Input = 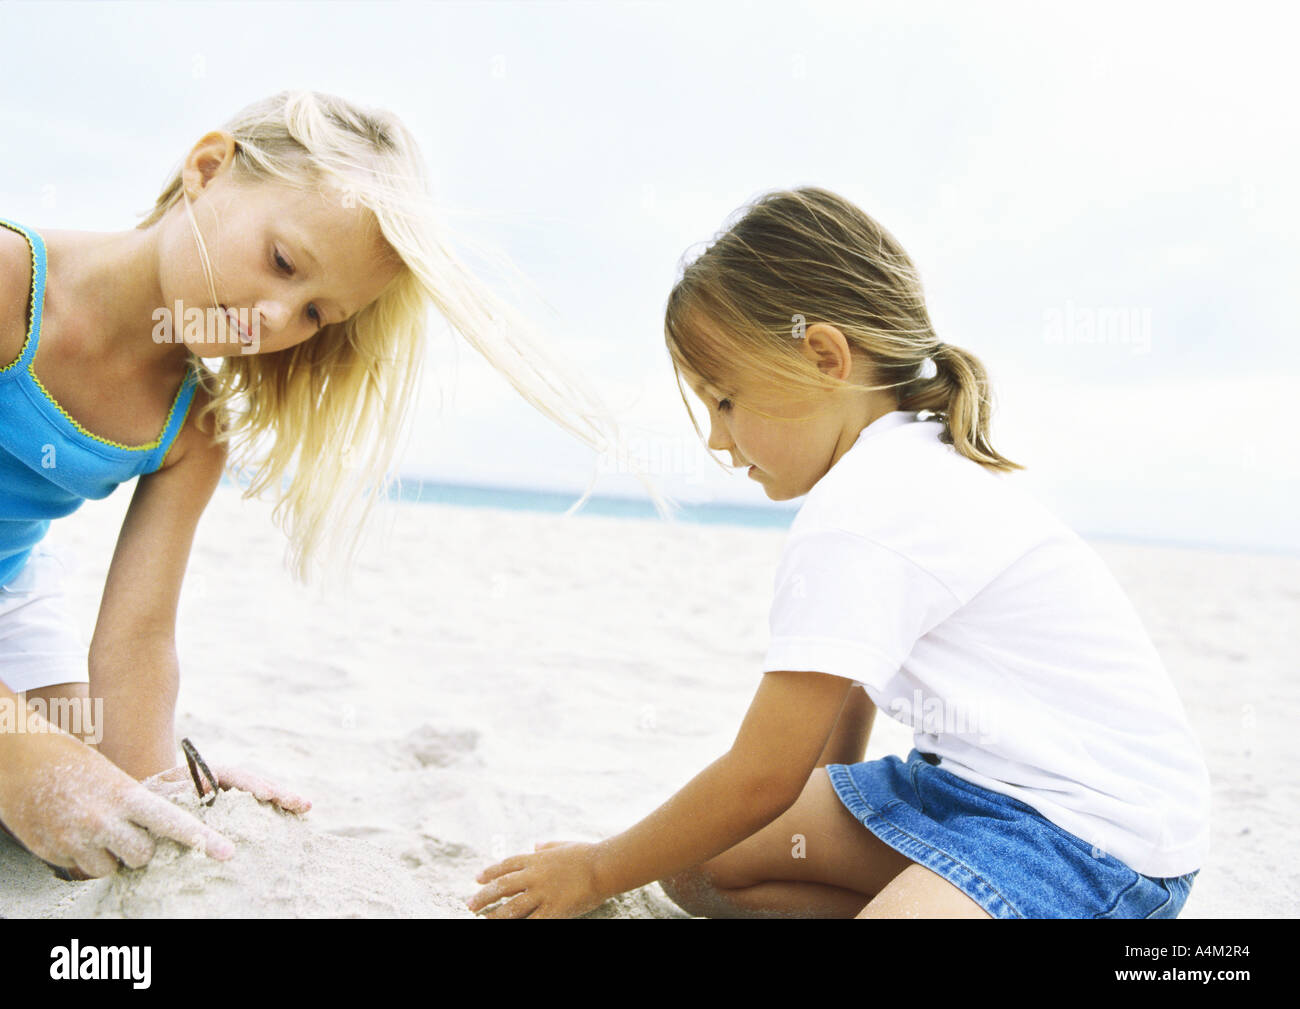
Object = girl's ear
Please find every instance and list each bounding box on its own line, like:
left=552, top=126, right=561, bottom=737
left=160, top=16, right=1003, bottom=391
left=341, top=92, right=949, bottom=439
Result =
left=182, top=131, right=238, bottom=197
left=800, top=324, right=855, bottom=382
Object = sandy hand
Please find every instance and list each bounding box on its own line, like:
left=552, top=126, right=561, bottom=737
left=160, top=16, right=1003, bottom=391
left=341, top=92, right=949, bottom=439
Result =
left=143, top=762, right=312, bottom=814
left=0, top=728, right=236, bottom=879
left=468, top=840, right=606, bottom=919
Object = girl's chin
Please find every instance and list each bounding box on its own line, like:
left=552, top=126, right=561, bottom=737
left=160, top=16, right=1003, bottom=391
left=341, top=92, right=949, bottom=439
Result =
left=752, top=473, right=809, bottom=502
left=187, top=342, right=262, bottom=358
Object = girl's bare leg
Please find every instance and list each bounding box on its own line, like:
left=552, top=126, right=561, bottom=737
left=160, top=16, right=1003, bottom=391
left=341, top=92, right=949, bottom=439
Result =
left=659, top=767, right=914, bottom=918
left=857, top=863, right=993, bottom=918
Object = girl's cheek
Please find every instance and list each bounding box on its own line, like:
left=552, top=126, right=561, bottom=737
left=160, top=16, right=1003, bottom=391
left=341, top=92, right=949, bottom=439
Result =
left=733, top=418, right=759, bottom=449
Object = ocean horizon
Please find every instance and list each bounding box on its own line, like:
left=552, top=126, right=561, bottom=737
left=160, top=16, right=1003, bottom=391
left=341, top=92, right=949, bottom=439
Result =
left=385, top=476, right=801, bottom=529
left=386, top=477, right=1300, bottom=558
left=216, top=474, right=1299, bottom=557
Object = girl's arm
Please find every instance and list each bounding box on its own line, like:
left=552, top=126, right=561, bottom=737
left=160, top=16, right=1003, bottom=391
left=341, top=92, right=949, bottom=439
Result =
left=0, top=679, right=236, bottom=876
left=815, top=685, right=876, bottom=767
left=469, top=669, right=856, bottom=918
left=87, top=405, right=308, bottom=811
left=89, top=410, right=226, bottom=777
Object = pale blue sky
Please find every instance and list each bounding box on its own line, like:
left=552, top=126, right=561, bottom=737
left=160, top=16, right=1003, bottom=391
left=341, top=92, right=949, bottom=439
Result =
left=2, top=1, right=1296, bottom=551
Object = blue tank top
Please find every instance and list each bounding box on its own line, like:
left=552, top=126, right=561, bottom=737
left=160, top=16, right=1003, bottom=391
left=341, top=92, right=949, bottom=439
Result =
left=0, top=217, right=199, bottom=588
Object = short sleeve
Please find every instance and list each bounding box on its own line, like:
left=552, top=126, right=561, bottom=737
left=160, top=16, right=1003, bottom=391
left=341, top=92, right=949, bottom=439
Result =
left=760, top=528, right=960, bottom=690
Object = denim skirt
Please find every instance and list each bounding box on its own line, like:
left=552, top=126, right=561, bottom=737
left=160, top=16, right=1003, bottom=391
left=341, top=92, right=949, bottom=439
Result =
left=827, top=749, right=1198, bottom=919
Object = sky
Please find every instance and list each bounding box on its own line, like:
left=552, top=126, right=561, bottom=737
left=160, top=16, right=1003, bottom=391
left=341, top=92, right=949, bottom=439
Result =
left=1, top=0, right=1296, bottom=552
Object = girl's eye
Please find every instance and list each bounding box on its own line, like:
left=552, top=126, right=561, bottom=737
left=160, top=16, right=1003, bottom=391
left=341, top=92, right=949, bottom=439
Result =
left=275, top=249, right=323, bottom=329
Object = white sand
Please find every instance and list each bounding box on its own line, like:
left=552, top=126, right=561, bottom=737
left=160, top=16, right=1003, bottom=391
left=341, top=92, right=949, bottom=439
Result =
left=1, top=481, right=1294, bottom=918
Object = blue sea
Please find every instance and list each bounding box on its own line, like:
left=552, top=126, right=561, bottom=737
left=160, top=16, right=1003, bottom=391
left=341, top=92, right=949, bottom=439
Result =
left=381, top=479, right=1299, bottom=555
left=385, top=477, right=800, bottom=530
left=219, top=475, right=1298, bottom=555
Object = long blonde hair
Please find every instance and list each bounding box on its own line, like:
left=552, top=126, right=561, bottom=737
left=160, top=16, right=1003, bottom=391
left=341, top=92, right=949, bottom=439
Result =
left=138, top=90, right=658, bottom=581
left=664, top=187, right=1023, bottom=474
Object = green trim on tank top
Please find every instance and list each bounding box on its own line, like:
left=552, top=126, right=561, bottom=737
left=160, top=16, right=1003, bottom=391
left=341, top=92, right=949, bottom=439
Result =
left=0, top=216, right=198, bottom=454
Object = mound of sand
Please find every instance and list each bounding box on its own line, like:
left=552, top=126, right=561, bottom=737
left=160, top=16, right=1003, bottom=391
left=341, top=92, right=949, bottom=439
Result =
left=59, top=789, right=473, bottom=919
left=2, top=785, right=685, bottom=919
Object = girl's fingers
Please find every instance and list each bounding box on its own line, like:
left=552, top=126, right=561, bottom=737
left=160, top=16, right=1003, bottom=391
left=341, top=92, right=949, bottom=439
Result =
left=143, top=763, right=214, bottom=803
left=212, top=765, right=311, bottom=813
left=144, top=765, right=192, bottom=786
left=143, top=762, right=311, bottom=812
left=213, top=765, right=274, bottom=799
left=274, top=791, right=312, bottom=813
left=468, top=869, right=530, bottom=912
left=485, top=891, right=542, bottom=920
left=106, top=821, right=157, bottom=870
left=127, top=790, right=235, bottom=860
left=475, top=854, right=532, bottom=884
left=72, top=846, right=121, bottom=879
left=142, top=777, right=191, bottom=800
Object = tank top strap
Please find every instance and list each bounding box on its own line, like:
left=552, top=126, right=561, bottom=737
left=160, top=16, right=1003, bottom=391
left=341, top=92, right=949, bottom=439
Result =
left=0, top=216, right=47, bottom=374
left=144, top=362, right=201, bottom=473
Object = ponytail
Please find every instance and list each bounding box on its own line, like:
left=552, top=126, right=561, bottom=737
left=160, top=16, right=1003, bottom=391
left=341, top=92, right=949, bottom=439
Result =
left=898, top=343, right=1023, bottom=473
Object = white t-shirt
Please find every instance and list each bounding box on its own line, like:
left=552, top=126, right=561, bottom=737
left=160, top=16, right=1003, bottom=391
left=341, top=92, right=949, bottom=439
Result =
left=761, top=410, right=1210, bottom=878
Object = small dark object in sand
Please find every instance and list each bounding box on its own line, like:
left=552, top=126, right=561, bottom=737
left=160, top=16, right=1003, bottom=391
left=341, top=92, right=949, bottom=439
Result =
left=180, top=738, right=219, bottom=807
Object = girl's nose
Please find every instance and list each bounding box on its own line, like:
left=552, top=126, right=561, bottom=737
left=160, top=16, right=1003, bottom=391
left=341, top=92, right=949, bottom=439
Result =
left=256, top=300, right=290, bottom=335
left=707, top=417, right=732, bottom=453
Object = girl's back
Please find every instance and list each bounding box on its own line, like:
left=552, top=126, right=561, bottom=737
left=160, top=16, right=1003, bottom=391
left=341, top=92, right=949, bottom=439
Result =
left=763, top=408, right=1210, bottom=879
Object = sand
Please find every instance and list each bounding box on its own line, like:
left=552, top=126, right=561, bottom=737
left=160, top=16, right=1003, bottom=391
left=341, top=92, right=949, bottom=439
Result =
left=1, top=481, right=1294, bottom=918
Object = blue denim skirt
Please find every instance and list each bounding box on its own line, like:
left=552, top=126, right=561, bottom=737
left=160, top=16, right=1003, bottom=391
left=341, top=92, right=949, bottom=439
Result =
left=827, top=749, right=1198, bottom=919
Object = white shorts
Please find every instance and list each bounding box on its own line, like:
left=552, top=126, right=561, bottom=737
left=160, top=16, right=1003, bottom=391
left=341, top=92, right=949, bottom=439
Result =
left=0, top=546, right=89, bottom=693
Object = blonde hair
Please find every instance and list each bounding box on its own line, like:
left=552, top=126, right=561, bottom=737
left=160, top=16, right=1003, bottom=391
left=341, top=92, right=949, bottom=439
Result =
left=139, top=90, right=658, bottom=581
left=664, top=187, right=1023, bottom=474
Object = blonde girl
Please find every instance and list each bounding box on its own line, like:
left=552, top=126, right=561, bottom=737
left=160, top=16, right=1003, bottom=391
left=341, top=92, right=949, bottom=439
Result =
left=0, top=90, right=631, bottom=879
left=469, top=187, right=1209, bottom=919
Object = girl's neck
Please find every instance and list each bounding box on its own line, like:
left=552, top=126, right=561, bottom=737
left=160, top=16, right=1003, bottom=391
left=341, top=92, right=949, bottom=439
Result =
left=829, top=394, right=901, bottom=468
left=41, top=227, right=189, bottom=376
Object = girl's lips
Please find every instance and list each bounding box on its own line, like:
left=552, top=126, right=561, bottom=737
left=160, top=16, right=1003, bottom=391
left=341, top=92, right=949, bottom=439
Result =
left=224, top=307, right=254, bottom=344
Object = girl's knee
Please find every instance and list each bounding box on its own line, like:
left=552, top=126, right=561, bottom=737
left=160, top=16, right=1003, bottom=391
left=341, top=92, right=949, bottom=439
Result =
left=658, top=865, right=737, bottom=918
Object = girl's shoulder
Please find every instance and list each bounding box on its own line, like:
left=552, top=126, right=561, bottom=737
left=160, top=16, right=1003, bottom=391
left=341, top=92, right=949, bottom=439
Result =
left=154, top=367, right=226, bottom=473
left=796, top=423, right=1071, bottom=598
left=0, top=223, right=36, bottom=370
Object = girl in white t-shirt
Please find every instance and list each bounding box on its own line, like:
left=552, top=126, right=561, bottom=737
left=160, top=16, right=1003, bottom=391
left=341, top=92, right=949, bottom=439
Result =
left=468, top=187, right=1209, bottom=919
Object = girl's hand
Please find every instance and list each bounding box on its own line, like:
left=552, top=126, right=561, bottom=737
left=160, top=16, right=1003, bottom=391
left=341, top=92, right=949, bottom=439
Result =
left=0, top=728, right=236, bottom=879
left=467, top=841, right=608, bottom=918
left=143, top=763, right=312, bottom=814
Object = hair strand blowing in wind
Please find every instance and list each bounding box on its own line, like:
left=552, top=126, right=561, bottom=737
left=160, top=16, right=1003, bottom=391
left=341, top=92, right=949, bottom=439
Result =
left=138, top=90, right=666, bottom=582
